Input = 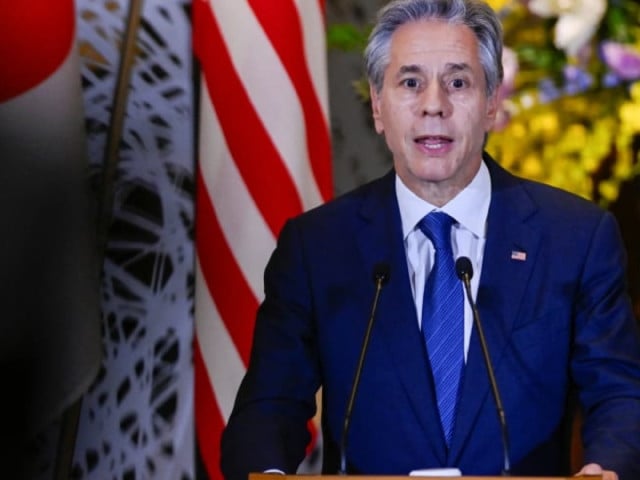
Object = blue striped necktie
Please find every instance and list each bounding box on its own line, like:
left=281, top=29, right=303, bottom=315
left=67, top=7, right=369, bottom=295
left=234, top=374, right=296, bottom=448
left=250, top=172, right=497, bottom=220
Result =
left=419, top=212, right=463, bottom=446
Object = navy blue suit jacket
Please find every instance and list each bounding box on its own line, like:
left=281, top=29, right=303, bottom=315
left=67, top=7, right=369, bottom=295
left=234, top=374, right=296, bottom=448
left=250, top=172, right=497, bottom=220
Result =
left=221, top=155, right=640, bottom=479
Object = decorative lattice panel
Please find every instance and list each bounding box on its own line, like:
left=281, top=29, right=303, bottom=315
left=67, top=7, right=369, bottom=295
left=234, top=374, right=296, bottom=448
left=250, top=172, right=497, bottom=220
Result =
left=71, top=1, right=195, bottom=478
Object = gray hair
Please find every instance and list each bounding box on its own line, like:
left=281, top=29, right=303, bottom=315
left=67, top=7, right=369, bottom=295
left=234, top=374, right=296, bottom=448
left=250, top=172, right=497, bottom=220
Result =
left=364, top=0, right=503, bottom=96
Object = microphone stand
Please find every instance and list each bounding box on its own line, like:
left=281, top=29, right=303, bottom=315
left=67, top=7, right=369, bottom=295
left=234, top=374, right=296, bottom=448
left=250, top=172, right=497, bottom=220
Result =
left=338, top=264, right=389, bottom=475
left=457, top=259, right=511, bottom=476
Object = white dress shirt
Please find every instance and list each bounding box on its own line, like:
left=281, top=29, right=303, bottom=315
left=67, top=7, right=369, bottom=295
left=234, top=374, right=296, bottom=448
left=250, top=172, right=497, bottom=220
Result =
left=395, top=161, right=491, bottom=361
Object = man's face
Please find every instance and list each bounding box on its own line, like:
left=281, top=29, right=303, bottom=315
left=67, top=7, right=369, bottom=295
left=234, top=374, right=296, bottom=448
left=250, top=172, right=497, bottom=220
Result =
left=370, top=19, right=498, bottom=205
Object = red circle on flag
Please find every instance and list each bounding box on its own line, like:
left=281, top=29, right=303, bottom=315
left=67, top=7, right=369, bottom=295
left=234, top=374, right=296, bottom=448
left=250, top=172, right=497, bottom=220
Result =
left=0, top=0, right=75, bottom=103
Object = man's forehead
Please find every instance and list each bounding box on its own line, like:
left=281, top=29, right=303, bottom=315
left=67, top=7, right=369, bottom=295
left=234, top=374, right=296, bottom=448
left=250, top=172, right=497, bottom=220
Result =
left=388, top=21, right=479, bottom=58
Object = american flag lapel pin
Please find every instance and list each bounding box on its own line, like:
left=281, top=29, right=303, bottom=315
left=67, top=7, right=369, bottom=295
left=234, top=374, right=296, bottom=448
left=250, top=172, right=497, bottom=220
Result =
left=511, top=250, right=527, bottom=261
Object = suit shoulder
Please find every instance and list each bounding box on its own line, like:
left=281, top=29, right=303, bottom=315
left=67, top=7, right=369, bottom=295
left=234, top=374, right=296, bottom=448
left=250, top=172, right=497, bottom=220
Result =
left=519, top=177, right=606, bottom=220
left=288, top=172, right=393, bottom=228
left=487, top=155, right=607, bottom=223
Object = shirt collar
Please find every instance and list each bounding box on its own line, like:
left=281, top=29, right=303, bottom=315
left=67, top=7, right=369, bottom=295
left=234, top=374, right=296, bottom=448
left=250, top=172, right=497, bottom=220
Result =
left=396, top=160, right=491, bottom=240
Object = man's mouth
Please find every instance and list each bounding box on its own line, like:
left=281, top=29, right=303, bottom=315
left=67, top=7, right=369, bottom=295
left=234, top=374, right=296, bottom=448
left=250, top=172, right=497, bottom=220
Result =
left=414, top=135, right=453, bottom=149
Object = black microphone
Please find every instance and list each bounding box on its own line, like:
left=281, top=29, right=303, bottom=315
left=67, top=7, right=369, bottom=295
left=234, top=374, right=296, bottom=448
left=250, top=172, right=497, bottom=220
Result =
left=455, top=257, right=511, bottom=476
left=338, top=263, right=391, bottom=475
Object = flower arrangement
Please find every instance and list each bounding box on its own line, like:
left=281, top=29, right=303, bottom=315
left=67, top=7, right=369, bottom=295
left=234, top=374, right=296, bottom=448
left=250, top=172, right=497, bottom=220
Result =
left=485, top=0, right=640, bottom=204
left=328, top=0, right=640, bottom=205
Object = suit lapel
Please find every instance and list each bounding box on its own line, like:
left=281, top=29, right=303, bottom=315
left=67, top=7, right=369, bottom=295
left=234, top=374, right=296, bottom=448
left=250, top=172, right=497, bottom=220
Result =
left=449, top=158, right=541, bottom=464
left=355, top=171, right=448, bottom=465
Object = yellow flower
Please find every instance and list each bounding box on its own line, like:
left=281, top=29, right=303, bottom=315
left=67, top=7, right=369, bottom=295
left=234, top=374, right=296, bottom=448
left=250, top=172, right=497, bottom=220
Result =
left=599, top=180, right=619, bottom=203
left=521, top=153, right=544, bottom=179
left=558, top=124, right=587, bottom=153
left=620, top=103, right=640, bottom=132
left=630, top=81, right=640, bottom=102
left=529, top=111, right=559, bottom=140
left=486, top=0, right=512, bottom=12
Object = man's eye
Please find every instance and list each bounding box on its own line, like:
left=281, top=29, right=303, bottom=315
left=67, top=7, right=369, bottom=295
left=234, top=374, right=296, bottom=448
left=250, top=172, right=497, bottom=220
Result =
left=451, top=78, right=466, bottom=89
left=403, top=78, right=419, bottom=88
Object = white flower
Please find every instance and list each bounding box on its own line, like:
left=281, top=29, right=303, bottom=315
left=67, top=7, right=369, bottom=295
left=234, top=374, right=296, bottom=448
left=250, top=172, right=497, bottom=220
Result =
left=494, top=48, right=520, bottom=129
left=527, top=0, right=606, bottom=56
left=501, top=47, right=519, bottom=97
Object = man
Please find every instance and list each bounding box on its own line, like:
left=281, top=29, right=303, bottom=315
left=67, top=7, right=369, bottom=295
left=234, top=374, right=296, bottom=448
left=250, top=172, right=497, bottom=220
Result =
left=220, top=0, right=640, bottom=478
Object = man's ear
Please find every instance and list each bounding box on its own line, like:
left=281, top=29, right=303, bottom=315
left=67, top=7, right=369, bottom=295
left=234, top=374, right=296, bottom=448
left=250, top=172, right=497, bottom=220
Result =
left=484, top=90, right=499, bottom=131
left=370, top=84, right=384, bottom=134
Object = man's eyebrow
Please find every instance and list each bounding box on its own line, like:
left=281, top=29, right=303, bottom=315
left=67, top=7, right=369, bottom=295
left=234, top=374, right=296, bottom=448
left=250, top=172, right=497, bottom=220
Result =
left=396, top=64, right=423, bottom=77
left=445, top=62, right=472, bottom=73
left=394, top=62, right=473, bottom=78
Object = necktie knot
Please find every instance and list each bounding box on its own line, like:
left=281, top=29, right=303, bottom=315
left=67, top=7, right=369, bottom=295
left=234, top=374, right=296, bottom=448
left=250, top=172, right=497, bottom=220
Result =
left=418, top=212, right=455, bottom=252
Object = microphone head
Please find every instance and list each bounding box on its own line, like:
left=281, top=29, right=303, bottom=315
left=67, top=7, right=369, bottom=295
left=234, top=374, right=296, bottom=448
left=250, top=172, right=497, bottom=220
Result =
left=372, top=263, right=391, bottom=285
left=455, top=256, right=473, bottom=281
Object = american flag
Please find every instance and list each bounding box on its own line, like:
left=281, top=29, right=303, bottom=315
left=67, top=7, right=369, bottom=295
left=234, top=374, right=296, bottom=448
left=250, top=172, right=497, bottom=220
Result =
left=511, top=250, right=527, bottom=261
left=192, top=0, right=333, bottom=477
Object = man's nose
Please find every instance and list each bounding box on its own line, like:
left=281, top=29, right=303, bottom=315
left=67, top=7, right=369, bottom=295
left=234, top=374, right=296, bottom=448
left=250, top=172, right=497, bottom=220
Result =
left=419, top=83, right=451, bottom=117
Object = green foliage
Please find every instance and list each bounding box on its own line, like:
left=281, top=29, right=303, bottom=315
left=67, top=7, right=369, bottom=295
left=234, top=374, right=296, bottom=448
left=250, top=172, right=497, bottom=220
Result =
left=326, top=23, right=370, bottom=52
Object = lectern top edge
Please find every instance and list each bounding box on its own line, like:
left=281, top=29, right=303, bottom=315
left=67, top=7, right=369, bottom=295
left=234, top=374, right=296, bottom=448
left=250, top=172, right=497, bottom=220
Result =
left=249, top=473, right=602, bottom=480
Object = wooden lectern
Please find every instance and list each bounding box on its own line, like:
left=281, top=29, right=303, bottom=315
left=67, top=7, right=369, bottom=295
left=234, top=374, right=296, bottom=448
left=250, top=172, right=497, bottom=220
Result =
left=250, top=474, right=602, bottom=480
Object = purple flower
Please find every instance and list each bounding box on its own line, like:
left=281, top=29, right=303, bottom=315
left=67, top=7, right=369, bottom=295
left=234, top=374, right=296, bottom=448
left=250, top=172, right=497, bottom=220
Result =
left=600, top=41, right=640, bottom=81
left=602, top=71, right=622, bottom=88
left=538, top=78, right=561, bottom=103
left=563, top=65, right=593, bottom=95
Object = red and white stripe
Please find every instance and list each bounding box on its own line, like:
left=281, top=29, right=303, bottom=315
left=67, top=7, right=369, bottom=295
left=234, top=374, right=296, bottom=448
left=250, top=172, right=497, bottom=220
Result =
left=193, top=0, right=332, bottom=477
